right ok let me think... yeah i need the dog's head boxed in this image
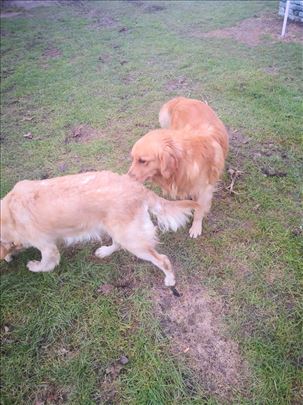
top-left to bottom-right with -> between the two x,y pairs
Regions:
0,198 -> 22,261
128,129 -> 178,183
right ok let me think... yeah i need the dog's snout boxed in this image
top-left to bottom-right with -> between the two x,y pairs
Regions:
127,165 -> 137,178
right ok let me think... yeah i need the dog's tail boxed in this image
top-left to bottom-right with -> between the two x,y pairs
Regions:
147,193 -> 199,232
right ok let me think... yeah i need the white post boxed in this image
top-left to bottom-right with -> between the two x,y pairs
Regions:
281,0 -> 291,37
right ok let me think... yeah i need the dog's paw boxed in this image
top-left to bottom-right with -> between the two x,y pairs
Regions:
4,254 -> 13,263
27,260 -> 43,272
189,222 -> 202,238
95,244 -> 119,258
164,273 -> 176,287
27,260 -> 54,272
95,246 -> 111,258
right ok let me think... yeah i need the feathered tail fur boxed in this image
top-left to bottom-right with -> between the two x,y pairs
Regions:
147,193 -> 199,232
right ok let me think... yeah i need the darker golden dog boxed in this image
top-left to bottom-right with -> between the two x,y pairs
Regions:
128,97 -> 228,237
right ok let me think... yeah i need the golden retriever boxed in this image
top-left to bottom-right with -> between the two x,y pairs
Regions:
0,171 -> 198,287
128,97 -> 228,238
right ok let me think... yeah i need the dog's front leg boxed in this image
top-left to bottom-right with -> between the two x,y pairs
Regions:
27,244 -> 60,273
95,241 -> 120,258
4,253 -> 14,262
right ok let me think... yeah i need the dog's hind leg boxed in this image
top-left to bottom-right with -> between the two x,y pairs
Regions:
111,208 -> 175,286
95,241 -> 120,258
189,184 -> 214,238
27,244 -> 60,272
126,245 -> 175,287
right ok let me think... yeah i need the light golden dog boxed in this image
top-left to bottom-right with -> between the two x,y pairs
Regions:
0,171 -> 198,287
128,97 -> 229,237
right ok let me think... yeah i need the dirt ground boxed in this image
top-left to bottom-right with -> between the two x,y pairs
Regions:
152,283 -> 250,401
1,0 -> 58,10
201,13 -> 303,46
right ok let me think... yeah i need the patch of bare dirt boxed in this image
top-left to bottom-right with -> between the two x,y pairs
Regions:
200,14 -> 303,46
165,76 -> 190,92
152,283 -> 250,401
263,66 -> 279,75
65,124 -> 104,144
127,1 -> 165,13
34,384 -> 68,405
126,0 -> 144,6
42,47 -> 62,59
121,73 -> 136,84
98,53 -> 112,63
90,15 -> 118,30
94,356 -> 129,404
0,11 -> 22,18
83,6 -> 119,30
265,267 -> 285,285
225,128 -> 251,177
2,0 -> 58,9
145,4 -> 166,13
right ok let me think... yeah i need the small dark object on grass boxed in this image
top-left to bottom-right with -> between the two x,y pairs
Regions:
113,279 -> 132,289
105,356 -> 129,380
59,163 -> 68,172
146,5 -> 166,13
40,172 -> 49,180
292,226 -> 302,237
261,167 -> 287,177
119,355 -> 129,365
171,286 -> 181,297
23,132 -> 33,139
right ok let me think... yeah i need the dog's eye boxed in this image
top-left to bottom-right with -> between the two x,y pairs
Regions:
138,159 -> 147,164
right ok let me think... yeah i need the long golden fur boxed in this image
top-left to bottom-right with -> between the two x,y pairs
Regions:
128,97 -> 229,237
0,171 -> 198,286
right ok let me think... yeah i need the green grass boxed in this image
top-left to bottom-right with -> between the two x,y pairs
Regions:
1,1 -> 302,404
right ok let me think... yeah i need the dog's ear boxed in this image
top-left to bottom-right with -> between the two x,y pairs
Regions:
160,147 -> 178,179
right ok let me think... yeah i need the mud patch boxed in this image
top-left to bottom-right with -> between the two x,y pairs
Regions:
127,1 -> 165,13
94,356 -> 129,404
165,76 -> 190,92
42,47 -> 62,59
200,14 -> 303,46
84,5 -> 119,29
2,1 -> 58,10
89,16 -> 118,30
65,124 -> 104,144
126,0 -> 144,6
145,5 -> 166,13
266,267 -> 284,285
0,11 -> 23,18
152,284 -> 249,401
227,128 -> 251,169
34,384 -> 68,404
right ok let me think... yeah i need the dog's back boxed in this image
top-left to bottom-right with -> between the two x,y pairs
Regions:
159,96 -> 228,157
1,171 -> 151,243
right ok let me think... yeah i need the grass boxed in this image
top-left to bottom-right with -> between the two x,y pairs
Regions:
1,1 -> 302,404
